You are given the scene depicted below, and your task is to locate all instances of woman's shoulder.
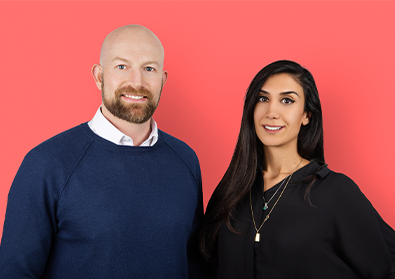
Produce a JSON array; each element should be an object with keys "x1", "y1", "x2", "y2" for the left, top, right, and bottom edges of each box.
[
  {"x1": 311, "y1": 166, "x2": 372, "y2": 210},
  {"x1": 321, "y1": 168, "x2": 359, "y2": 191},
  {"x1": 304, "y1": 160, "x2": 356, "y2": 188},
  {"x1": 302, "y1": 161, "x2": 359, "y2": 192}
]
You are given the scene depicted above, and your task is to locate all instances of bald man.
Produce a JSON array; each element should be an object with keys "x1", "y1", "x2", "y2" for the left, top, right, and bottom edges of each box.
[{"x1": 0, "y1": 25, "x2": 205, "y2": 278}]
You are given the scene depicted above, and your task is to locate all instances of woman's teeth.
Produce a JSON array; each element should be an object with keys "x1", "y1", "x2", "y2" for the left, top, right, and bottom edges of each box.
[{"x1": 264, "y1": 126, "x2": 282, "y2": 130}]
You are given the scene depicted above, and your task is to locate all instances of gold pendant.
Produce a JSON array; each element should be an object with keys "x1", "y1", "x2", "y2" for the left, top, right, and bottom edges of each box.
[{"x1": 255, "y1": 233, "x2": 260, "y2": 242}]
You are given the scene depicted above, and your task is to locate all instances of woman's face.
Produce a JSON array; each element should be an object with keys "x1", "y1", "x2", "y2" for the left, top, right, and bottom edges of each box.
[{"x1": 254, "y1": 73, "x2": 309, "y2": 150}]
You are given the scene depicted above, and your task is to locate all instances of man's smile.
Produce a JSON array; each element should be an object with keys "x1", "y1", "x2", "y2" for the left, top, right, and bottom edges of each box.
[{"x1": 122, "y1": 94, "x2": 146, "y2": 100}]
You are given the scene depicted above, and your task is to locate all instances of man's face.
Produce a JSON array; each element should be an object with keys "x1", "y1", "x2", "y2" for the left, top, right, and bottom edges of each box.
[
  {"x1": 101, "y1": 76, "x2": 162, "y2": 124},
  {"x1": 97, "y1": 29, "x2": 167, "y2": 124}
]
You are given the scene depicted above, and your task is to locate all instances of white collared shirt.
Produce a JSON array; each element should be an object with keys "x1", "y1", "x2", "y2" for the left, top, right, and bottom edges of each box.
[{"x1": 88, "y1": 107, "x2": 158, "y2": 147}]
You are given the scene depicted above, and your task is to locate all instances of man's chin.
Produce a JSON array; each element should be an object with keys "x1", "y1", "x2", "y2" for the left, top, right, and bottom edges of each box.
[
  {"x1": 103, "y1": 100, "x2": 155, "y2": 124},
  {"x1": 122, "y1": 110, "x2": 152, "y2": 124},
  {"x1": 125, "y1": 116, "x2": 151, "y2": 124}
]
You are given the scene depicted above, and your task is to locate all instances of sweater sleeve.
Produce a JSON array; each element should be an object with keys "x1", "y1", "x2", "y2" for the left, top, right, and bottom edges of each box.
[
  {"x1": 0, "y1": 149, "x2": 59, "y2": 278},
  {"x1": 332, "y1": 174, "x2": 395, "y2": 278},
  {"x1": 187, "y1": 163, "x2": 207, "y2": 279}
]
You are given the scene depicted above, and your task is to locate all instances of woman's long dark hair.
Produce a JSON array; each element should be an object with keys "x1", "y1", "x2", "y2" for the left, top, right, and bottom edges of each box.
[{"x1": 200, "y1": 60, "x2": 325, "y2": 261}]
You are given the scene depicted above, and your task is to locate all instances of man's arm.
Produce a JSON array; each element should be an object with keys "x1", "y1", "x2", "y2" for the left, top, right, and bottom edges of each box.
[
  {"x1": 187, "y1": 167, "x2": 207, "y2": 279},
  {"x1": 0, "y1": 149, "x2": 57, "y2": 278}
]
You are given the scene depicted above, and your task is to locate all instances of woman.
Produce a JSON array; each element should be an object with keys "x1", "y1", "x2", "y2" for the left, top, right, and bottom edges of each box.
[{"x1": 201, "y1": 60, "x2": 395, "y2": 278}]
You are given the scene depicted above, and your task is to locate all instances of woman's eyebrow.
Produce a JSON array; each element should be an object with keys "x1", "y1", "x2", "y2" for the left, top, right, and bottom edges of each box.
[{"x1": 259, "y1": 90, "x2": 300, "y2": 98}]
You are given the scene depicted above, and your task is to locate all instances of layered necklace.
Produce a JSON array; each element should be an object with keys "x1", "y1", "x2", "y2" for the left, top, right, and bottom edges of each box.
[
  {"x1": 250, "y1": 158, "x2": 303, "y2": 242},
  {"x1": 262, "y1": 178, "x2": 286, "y2": 211}
]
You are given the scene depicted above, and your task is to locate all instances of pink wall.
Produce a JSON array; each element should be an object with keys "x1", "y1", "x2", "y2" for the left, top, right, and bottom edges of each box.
[{"x1": 1, "y1": 1, "x2": 395, "y2": 237}]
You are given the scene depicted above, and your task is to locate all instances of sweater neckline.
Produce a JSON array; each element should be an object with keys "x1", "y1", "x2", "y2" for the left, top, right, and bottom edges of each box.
[{"x1": 80, "y1": 122, "x2": 164, "y2": 152}]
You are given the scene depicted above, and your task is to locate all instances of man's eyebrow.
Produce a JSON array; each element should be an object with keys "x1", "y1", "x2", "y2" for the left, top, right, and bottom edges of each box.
[
  {"x1": 143, "y1": 61, "x2": 160, "y2": 66},
  {"x1": 112, "y1": 57, "x2": 160, "y2": 66},
  {"x1": 259, "y1": 90, "x2": 300, "y2": 98},
  {"x1": 112, "y1": 57, "x2": 130, "y2": 63}
]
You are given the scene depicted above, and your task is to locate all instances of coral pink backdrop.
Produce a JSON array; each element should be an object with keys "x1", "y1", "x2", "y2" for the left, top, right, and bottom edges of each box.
[{"x1": 1, "y1": 1, "x2": 395, "y2": 237}]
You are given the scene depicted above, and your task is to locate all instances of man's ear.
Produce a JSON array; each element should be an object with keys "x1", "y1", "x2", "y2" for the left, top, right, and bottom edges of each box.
[
  {"x1": 162, "y1": 70, "x2": 168, "y2": 86},
  {"x1": 92, "y1": 64, "x2": 103, "y2": 90}
]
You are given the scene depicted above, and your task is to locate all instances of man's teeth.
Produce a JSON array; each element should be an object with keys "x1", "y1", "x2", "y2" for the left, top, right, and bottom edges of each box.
[
  {"x1": 265, "y1": 126, "x2": 282, "y2": 130},
  {"x1": 124, "y1": 95, "x2": 144, "y2": 99}
]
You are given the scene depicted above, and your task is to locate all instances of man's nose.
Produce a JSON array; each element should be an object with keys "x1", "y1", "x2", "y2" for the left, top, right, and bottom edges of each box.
[{"x1": 126, "y1": 68, "x2": 145, "y2": 89}]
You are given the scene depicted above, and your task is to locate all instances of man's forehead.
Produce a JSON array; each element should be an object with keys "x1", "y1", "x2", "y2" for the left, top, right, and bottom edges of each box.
[
  {"x1": 105, "y1": 43, "x2": 163, "y2": 65},
  {"x1": 100, "y1": 25, "x2": 164, "y2": 66},
  {"x1": 111, "y1": 56, "x2": 161, "y2": 67}
]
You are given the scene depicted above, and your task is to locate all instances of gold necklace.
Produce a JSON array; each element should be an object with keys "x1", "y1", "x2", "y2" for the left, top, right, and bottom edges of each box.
[{"x1": 250, "y1": 158, "x2": 303, "y2": 242}]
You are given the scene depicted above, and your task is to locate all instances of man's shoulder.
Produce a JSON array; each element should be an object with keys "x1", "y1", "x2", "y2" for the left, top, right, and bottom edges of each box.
[
  {"x1": 11, "y1": 123, "x2": 95, "y2": 193},
  {"x1": 158, "y1": 129, "x2": 198, "y2": 159},
  {"x1": 158, "y1": 130, "x2": 201, "y2": 179},
  {"x1": 26, "y1": 123, "x2": 93, "y2": 164}
]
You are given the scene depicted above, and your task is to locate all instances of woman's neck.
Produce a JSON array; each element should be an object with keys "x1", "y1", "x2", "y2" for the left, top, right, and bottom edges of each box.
[{"x1": 262, "y1": 145, "x2": 307, "y2": 191}]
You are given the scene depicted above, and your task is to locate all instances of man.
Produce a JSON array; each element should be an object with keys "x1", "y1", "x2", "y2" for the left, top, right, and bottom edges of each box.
[{"x1": 0, "y1": 25, "x2": 205, "y2": 278}]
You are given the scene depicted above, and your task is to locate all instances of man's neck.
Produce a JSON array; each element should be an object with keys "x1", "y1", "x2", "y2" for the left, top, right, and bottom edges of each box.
[{"x1": 101, "y1": 106, "x2": 152, "y2": 146}]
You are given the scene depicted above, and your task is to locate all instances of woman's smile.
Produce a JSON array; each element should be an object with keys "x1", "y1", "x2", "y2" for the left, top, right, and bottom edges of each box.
[
  {"x1": 254, "y1": 73, "x2": 309, "y2": 148},
  {"x1": 263, "y1": 125, "x2": 284, "y2": 133}
]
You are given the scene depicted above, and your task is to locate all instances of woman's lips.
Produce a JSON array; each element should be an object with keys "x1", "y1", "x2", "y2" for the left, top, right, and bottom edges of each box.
[{"x1": 263, "y1": 125, "x2": 284, "y2": 133}]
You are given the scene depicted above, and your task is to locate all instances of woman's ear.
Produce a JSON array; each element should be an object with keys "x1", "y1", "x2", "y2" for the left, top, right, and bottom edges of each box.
[{"x1": 302, "y1": 112, "x2": 311, "y2": 126}]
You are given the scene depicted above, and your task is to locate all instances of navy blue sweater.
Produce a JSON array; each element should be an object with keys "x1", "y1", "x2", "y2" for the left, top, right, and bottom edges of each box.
[{"x1": 0, "y1": 123, "x2": 205, "y2": 278}]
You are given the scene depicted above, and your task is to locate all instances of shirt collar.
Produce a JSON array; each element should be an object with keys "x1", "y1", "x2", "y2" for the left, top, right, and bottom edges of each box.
[{"x1": 88, "y1": 107, "x2": 158, "y2": 146}]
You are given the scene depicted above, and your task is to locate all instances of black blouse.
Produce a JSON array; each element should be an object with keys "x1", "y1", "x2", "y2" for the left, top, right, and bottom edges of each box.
[{"x1": 212, "y1": 161, "x2": 395, "y2": 279}]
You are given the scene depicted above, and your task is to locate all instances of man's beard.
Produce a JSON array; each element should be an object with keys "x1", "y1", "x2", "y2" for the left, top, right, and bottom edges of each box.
[{"x1": 101, "y1": 81, "x2": 161, "y2": 124}]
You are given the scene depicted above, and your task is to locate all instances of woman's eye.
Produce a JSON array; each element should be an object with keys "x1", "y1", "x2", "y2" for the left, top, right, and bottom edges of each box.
[
  {"x1": 258, "y1": 96, "x2": 268, "y2": 102},
  {"x1": 145, "y1": 67, "x2": 155, "y2": 72},
  {"x1": 282, "y1": 98, "x2": 295, "y2": 104},
  {"x1": 117, "y1": 65, "x2": 126, "y2": 70}
]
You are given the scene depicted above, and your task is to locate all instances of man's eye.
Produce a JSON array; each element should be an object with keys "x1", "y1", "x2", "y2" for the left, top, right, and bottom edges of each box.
[
  {"x1": 258, "y1": 96, "x2": 268, "y2": 102},
  {"x1": 117, "y1": 65, "x2": 126, "y2": 70},
  {"x1": 145, "y1": 67, "x2": 155, "y2": 72},
  {"x1": 282, "y1": 98, "x2": 295, "y2": 104}
]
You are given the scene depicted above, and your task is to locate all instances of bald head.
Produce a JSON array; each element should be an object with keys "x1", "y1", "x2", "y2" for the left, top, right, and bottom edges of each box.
[
  {"x1": 91, "y1": 24, "x2": 168, "y2": 129},
  {"x1": 100, "y1": 25, "x2": 165, "y2": 69}
]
